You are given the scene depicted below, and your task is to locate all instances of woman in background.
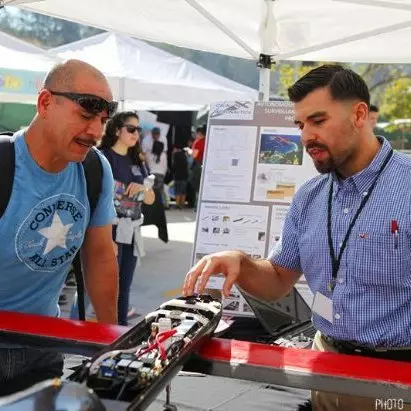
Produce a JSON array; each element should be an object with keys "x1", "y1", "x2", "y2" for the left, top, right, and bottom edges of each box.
[
  {"x1": 172, "y1": 143, "x2": 189, "y2": 208},
  {"x1": 100, "y1": 111, "x2": 155, "y2": 325},
  {"x1": 146, "y1": 140, "x2": 167, "y2": 206}
]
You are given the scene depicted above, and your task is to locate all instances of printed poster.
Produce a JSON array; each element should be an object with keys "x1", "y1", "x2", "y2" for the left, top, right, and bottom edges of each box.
[
  {"x1": 201, "y1": 126, "x2": 258, "y2": 203},
  {"x1": 253, "y1": 127, "x2": 317, "y2": 203}
]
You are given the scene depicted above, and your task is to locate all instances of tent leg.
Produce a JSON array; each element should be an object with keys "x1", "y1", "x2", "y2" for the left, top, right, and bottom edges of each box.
[
  {"x1": 258, "y1": 67, "x2": 271, "y2": 101},
  {"x1": 257, "y1": 54, "x2": 273, "y2": 101}
]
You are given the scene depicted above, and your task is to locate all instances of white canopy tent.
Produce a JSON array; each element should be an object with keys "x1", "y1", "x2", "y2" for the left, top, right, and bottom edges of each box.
[
  {"x1": 9, "y1": 0, "x2": 411, "y2": 100},
  {"x1": 0, "y1": 30, "x2": 59, "y2": 103},
  {"x1": 49, "y1": 32, "x2": 258, "y2": 111}
]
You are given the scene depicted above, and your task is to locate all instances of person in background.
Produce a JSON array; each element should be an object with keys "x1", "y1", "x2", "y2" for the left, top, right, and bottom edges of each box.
[
  {"x1": 172, "y1": 143, "x2": 189, "y2": 208},
  {"x1": 146, "y1": 140, "x2": 168, "y2": 206},
  {"x1": 190, "y1": 126, "x2": 206, "y2": 209},
  {"x1": 141, "y1": 126, "x2": 168, "y2": 156},
  {"x1": 100, "y1": 111, "x2": 155, "y2": 326},
  {"x1": 185, "y1": 137, "x2": 195, "y2": 169},
  {"x1": 184, "y1": 137, "x2": 196, "y2": 208},
  {"x1": 369, "y1": 104, "x2": 379, "y2": 129}
]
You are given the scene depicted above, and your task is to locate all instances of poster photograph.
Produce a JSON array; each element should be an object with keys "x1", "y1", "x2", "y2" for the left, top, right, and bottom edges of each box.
[{"x1": 253, "y1": 127, "x2": 317, "y2": 203}]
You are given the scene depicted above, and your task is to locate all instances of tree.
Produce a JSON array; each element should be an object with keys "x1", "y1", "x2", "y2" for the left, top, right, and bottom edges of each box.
[
  {"x1": 379, "y1": 78, "x2": 411, "y2": 148},
  {"x1": 0, "y1": 6, "x2": 102, "y2": 48}
]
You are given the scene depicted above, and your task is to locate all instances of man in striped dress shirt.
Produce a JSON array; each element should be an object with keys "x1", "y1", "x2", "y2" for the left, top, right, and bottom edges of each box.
[{"x1": 183, "y1": 65, "x2": 411, "y2": 410}]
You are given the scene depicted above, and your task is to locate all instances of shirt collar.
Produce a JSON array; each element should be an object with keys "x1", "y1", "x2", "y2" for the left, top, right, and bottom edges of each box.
[{"x1": 330, "y1": 136, "x2": 392, "y2": 194}]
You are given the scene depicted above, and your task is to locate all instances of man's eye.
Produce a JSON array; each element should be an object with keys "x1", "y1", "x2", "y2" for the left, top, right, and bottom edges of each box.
[
  {"x1": 81, "y1": 113, "x2": 93, "y2": 120},
  {"x1": 313, "y1": 119, "x2": 325, "y2": 125}
]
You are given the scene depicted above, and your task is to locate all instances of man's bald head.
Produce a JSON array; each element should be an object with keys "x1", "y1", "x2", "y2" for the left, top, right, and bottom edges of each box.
[{"x1": 43, "y1": 59, "x2": 109, "y2": 94}]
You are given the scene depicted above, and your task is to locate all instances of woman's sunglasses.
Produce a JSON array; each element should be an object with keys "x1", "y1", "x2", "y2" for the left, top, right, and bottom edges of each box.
[
  {"x1": 48, "y1": 90, "x2": 118, "y2": 117},
  {"x1": 123, "y1": 125, "x2": 142, "y2": 134}
]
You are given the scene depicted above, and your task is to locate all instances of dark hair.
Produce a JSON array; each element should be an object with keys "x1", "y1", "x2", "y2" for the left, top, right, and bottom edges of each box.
[
  {"x1": 100, "y1": 111, "x2": 142, "y2": 166},
  {"x1": 152, "y1": 140, "x2": 164, "y2": 164},
  {"x1": 174, "y1": 142, "x2": 185, "y2": 150},
  {"x1": 152, "y1": 127, "x2": 161, "y2": 136},
  {"x1": 196, "y1": 125, "x2": 207, "y2": 137},
  {"x1": 288, "y1": 64, "x2": 370, "y2": 107},
  {"x1": 370, "y1": 104, "x2": 379, "y2": 112}
]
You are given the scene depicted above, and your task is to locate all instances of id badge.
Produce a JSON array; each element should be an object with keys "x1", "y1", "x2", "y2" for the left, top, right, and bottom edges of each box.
[{"x1": 312, "y1": 292, "x2": 333, "y2": 324}]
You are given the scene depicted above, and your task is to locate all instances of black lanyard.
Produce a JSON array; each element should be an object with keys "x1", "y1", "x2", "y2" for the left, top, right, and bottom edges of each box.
[{"x1": 327, "y1": 149, "x2": 393, "y2": 292}]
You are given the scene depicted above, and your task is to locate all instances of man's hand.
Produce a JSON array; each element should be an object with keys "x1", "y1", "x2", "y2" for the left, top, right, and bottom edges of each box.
[
  {"x1": 183, "y1": 251, "x2": 302, "y2": 303},
  {"x1": 125, "y1": 182, "x2": 144, "y2": 198},
  {"x1": 183, "y1": 251, "x2": 245, "y2": 298}
]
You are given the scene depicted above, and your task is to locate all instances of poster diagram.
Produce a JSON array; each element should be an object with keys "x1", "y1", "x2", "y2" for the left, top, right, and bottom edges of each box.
[
  {"x1": 201, "y1": 126, "x2": 258, "y2": 203},
  {"x1": 194, "y1": 202, "x2": 269, "y2": 260},
  {"x1": 253, "y1": 127, "x2": 317, "y2": 203},
  {"x1": 194, "y1": 202, "x2": 269, "y2": 317},
  {"x1": 268, "y1": 205, "x2": 289, "y2": 252},
  {"x1": 205, "y1": 274, "x2": 255, "y2": 316},
  {"x1": 269, "y1": 205, "x2": 314, "y2": 308}
]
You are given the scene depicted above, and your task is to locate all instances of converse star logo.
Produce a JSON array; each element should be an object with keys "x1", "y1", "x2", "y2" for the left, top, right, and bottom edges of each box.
[
  {"x1": 16, "y1": 195, "x2": 86, "y2": 272},
  {"x1": 38, "y1": 213, "x2": 73, "y2": 255}
]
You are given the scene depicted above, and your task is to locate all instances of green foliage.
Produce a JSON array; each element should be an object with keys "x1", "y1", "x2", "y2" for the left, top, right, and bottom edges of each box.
[
  {"x1": 271, "y1": 62, "x2": 323, "y2": 98},
  {"x1": 381, "y1": 78, "x2": 411, "y2": 120},
  {"x1": 0, "y1": 7, "x2": 102, "y2": 48}
]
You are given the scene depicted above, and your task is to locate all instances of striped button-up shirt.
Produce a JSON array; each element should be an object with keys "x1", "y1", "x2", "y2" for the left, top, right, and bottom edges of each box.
[{"x1": 269, "y1": 137, "x2": 411, "y2": 348}]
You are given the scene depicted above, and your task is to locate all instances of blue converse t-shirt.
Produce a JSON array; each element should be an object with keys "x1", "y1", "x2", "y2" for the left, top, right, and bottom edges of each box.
[{"x1": 0, "y1": 131, "x2": 116, "y2": 317}]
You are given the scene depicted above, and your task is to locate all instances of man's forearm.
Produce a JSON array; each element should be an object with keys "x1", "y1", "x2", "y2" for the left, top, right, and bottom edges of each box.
[
  {"x1": 236, "y1": 253, "x2": 295, "y2": 302},
  {"x1": 83, "y1": 255, "x2": 118, "y2": 324}
]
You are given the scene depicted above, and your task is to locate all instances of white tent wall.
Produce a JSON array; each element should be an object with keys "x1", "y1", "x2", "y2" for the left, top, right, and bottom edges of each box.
[
  {"x1": 11, "y1": 0, "x2": 411, "y2": 100},
  {"x1": 0, "y1": 31, "x2": 59, "y2": 103},
  {"x1": 49, "y1": 32, "x2": 258, "y2": 110}
]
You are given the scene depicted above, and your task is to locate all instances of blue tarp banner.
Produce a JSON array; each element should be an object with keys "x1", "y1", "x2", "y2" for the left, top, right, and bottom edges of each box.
[{"x1": 0, "y1": 69, "x2": 44, "y2": 95}]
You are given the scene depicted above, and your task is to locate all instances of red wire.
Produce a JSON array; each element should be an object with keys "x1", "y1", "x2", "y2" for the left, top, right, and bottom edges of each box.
[
  {"x1": 136, "y1": 329, "x2": 177, "y2": 360},
  {"x1": 156, "y1": 329, "x2": 177, "y2": 360}
]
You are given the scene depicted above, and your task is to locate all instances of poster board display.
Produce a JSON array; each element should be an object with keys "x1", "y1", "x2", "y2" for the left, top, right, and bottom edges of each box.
[{"x1": 192, "y1": 101, "x2": 317, "y2": 317}]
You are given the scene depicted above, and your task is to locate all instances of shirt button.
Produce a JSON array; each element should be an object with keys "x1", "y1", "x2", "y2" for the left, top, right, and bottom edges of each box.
[
  {"x1": 338, "y1": 278, "x2": 344, "y2": 284},
  {"x1": 343, "y1": 208, "x2": 349, "y2": 214},
  {"x1": 363, "y1": 191, "x2": 368, "y2": 197},
  {"x1": 334, "y1": 313, "x2": 341, "y2": 320},
  {"x1": 339, "y1": 242, "x2": 343, "y2": 248}
]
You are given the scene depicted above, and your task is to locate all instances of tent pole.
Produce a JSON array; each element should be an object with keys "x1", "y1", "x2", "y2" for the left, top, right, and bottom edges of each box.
[
  {"x1": 258, "y1": 0, "x2": 276, "y2": 101},
  {"x1": 184, "y1": 0, "x2": 258, "y2": 60},
  {"x1": 258, "y1": 55, "x2": 272, "y2": 101}
]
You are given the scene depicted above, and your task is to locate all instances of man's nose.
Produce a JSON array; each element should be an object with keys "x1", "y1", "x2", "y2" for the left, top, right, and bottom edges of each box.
[
  {"x1": 300, "y1": 124, "x2": 315, "y2": 147},
  {"x1": 85, "y1": 117, "x2": 105, "y2": 139}
]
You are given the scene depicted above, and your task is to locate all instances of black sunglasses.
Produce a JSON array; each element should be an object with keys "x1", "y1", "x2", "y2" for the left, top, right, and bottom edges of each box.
[
  {"x1": 48, "y1": 91, "x2": 118, "y2": 117},
  {"x1": 122, "y1": 124, "x2": 142, "y2": 134}
]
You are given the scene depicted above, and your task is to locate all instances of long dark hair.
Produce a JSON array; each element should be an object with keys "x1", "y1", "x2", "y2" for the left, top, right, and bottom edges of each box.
[
  {"x1": 100, "y1": 111, "x2": 143, "y2": 166},
  {"x1": 152, "y1": 140, "x2": 164, "y2": 164}
]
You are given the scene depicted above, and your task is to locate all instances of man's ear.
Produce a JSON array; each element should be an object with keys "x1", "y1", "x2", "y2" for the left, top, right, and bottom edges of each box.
[
  {"x1": 37, "y1": 89, "x2": 53, "y2": 119},
  {"x1": 353, "y1": 101, "x2": 368, "y2": 128}
]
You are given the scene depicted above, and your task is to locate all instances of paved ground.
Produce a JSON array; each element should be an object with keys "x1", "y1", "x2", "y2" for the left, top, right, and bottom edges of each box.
[{"x1": 61, "y1": 208, "x2": 311, "y2": 410}]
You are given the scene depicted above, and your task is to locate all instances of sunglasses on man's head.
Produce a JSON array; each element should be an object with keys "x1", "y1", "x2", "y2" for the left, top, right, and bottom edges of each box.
[
  {"x1": 123, "y1": 125, "x2": 142, "y2": 134},
  {"x1": 48, "y1": 90, "x2": 118, "y2": 117}
]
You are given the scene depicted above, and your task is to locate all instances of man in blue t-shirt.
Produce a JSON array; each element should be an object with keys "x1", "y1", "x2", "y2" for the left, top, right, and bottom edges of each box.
[{"x1": 0, "y1": 59, "x2": 119, "y2": 394}]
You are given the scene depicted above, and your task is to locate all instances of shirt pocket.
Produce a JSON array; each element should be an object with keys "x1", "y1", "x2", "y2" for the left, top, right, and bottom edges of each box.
[{"x1": 353, "y1": 229, "x2": 411, "y2": 286}]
